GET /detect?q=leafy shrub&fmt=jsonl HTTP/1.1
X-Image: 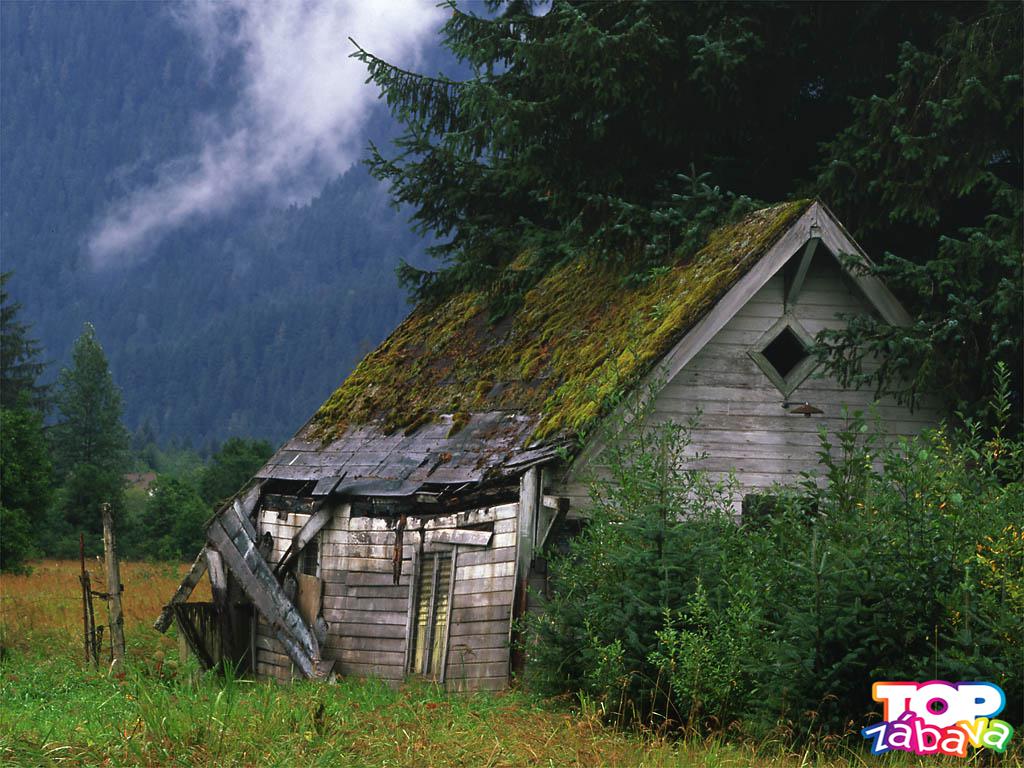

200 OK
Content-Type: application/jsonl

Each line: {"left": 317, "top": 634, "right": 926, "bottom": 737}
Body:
{"left": 526, "top": 377, "right": 1023, "bottom": 741}
{"left": 125, "top": 476, "right": 210, "bottom": 561}
{"left": 523, "top": 414, "right": 743, "bottom": 725}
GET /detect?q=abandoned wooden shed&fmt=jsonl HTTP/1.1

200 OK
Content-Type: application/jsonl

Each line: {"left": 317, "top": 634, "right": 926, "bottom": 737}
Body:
{"left": 155, "top": 200, "right": 941, "bottom": 689}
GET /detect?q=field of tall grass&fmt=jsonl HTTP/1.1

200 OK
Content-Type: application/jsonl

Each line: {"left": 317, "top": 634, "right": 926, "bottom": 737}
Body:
{"left": 1, "top": 560, "right": 1018, "bottom": 766}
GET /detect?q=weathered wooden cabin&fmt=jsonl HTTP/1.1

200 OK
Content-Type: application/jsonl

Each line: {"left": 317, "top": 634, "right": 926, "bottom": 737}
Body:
{"left": 156, "top": 200, "right": 940, "bottom": 689}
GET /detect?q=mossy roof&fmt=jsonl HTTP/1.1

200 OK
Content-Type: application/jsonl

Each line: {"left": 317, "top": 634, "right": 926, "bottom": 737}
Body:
{"left": 310, "top": 200, "right": 811, "bottom": 450}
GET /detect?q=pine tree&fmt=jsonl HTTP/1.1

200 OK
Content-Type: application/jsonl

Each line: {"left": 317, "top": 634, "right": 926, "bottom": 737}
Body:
{"left": 356, "top": 3, "right": 965, "bottom": 298}
{"left": 1, "top": 402, "right": 52, "bottom": 570}
{"left": 51, "top": 323, "right": 129, "bottom": 543}
{"left": 0, "top": 272, "right": 52, "bottom": 570}
{"left": 815, "top": 5, "right": 1023, "bottom": 422}
{"left": 1, "top": 272, "right": 48, "bottom": 411}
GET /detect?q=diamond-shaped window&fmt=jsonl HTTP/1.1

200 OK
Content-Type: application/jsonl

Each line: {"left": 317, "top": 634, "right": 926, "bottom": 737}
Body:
{"left": 748, "top": 316, "right": 817, "bottom": 397}
{"left": 762, "top": 326, "right": 808, "bottom": 379}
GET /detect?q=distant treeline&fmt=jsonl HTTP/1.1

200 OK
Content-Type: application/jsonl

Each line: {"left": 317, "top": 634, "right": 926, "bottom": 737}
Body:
{"left": 2, "top": 279, "right": 273, "bottom": 571}
{"left": 1, "top": 2, "right": 428, "bottom": 447}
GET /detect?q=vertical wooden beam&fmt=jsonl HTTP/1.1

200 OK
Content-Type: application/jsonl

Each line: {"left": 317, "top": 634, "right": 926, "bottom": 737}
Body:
{"left": 206, "top": 549, "right": 228, "bottom": 611}
{"left": 403, "top": 545, "right": 419, "bottom": 674}
{"left": 510, "top": 468, "right": 541, "bottom": 674}
{"left": 517, "top": 468, "right": 540, "bottom": 576}
{"left": 423, "top": 553, "right": 439, "bottom": 675}
{"left": 102, "top": 503, "right": 126, "bottom": 673}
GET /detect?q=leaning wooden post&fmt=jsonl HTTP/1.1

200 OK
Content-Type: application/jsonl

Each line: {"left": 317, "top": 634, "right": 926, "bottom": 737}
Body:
{"left": 79, "top": 533, "right": 91, "bottom": 664}
{"left": 101, "top": 503, "right": 126, "bottom": 673}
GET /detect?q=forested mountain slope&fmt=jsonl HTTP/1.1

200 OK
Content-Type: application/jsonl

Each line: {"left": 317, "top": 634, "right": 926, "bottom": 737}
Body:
{"left": 1, "top": 3, "right": 424, "bottom": 447}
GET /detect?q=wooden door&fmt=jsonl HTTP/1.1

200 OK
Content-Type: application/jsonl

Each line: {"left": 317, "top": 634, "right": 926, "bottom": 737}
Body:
{"left": 411, "top": 553, "right": 452, "bottom": 678}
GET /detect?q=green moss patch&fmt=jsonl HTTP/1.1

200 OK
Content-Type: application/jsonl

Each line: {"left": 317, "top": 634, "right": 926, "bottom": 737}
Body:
{"left": 312, "top": 201, "right": 811, "bottom": 444}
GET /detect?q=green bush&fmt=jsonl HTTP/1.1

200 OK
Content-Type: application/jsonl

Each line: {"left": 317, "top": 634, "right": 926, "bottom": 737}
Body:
{"left": 524, "top": 414, "right": 744, "bottom": 725}
{"left": 0, "top": 505, "right": 35, "bottom": 573}
{"left": 526, "top": 379, "right": 1023, "bottom": 741}
{"left": 125, "top": 475, "right": 210, "bottom": 561}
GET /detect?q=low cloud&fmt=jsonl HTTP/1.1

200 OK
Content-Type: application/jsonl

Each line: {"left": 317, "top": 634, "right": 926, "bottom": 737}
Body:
{"left": 88, "top": 0, "right": 443, "bottom": 266}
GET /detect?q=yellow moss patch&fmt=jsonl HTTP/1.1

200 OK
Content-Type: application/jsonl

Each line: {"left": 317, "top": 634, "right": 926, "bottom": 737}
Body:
{"left": 312, "top": 200, "right": 811, "bottom": 443}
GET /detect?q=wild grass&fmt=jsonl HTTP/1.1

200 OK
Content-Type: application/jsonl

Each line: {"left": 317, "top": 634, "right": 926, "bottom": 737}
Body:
{"left": 1, "top": 560, "right": 1018, "bottom": 766}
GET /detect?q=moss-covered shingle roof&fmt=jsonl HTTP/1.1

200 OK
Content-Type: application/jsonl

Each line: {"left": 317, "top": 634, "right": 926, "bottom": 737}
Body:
{"left": 312, "top": 200, "right": 811, "bottom": 446}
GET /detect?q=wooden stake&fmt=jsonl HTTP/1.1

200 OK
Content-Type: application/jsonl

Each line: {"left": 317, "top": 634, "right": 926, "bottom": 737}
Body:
{"left": 101, "top": 503, "right": 126, "bottom": 673}
{"left": 79, "top": 533, "right": 91, "bottom": 664}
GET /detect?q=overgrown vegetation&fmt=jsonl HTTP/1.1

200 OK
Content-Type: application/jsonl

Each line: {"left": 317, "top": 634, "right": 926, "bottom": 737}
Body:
{"left": 0, "top": 562, "right": 914, "bottom": 767}
{"left": 0, "top": 276, "right": 274, "bottom": 568}
{"left": 525, "top": 371, "right": 1023, "bottom": 743}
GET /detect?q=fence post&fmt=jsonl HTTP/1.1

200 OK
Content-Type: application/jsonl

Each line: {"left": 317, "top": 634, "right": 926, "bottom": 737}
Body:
{"left": 101, "top": 503, "right": 126, "bottom": 673}
{"left": 79, "top": 533, "right": 92, "bottom": 664}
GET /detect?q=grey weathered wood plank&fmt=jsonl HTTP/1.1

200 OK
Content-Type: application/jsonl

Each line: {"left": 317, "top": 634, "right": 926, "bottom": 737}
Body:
{"left": 446, "top": 633, "right": 510, "bottom": 652}
{"left": 326, "top": 635, "right": 407, "bottom": 654}
{"left": 205, "top": 548, "right": 227, "bottom": 612}
{"left": 324, "top": 595, "right": 409, "bottom": 613}
{"left": 451, "top": 590, "right": 514, "bottom": 609}
{"left": 331, "top": 609, "right": 409, "bottom": 626}
{"left": 445, "top": 646, "right": 509, "bottom": 666}
{"left": 342, "top": 584, "right": 410, "bottom": 600}
{"left": 337, "top": 662, "right": 406, "bottom": 680}
{"left": 456, "top": 547, "right": 516, "bottom": 567}
{"left": 206, "top": 518, "right": 320, "bottom": 678}
{"left": 327, "top": 621, "right": 409, "bottom": 639}
{"left": 448, "top": 619, "right": 511, "bottom": 638}
{"left": 450, "top": 604, "right": 511, "bottom": 623}
{"left": 424, "top": 529, "right": 492, "bottom": 547}
{"left": 333, "top": 649, "right": 406, "bottom": 667}
{"left": 344, "top": 571, "right": 413, "bottom": 588}
{"left": 785, "top": 236, "right": 818, "bottom": 308}
{"left": 456, "top": 561, "right": 516, "bottom": 581}
{"left": 453, "top": 576, "right": 515, "bottom": 595}
{"left": 442, "top": 660, "right": 511, "bottom": 679}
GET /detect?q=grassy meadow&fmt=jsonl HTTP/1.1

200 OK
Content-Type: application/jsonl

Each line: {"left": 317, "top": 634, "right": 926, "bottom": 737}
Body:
{"left": 0, "top": 560, "right": 1018, "bottom": 767}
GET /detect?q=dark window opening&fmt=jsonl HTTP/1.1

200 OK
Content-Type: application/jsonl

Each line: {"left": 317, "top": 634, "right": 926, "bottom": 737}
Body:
{"left": 299, "top": 535, "right": 319, "bottom": 577}
{"left": 762, "top": 326, "right": 809, "bottom": 379}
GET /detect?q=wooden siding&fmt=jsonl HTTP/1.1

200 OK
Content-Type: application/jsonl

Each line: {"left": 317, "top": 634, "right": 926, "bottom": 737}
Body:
{"left": 252, "top": 499, "right": 311, "bottom": 682}
{"left": 552, "top": 252, "right": 943, "bottom": 509}
{"left": 253, "top": 498, "right": 519, "bottom": 691}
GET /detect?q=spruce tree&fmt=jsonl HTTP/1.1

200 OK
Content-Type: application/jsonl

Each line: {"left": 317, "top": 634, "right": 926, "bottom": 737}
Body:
{"left": 357, "top": 0, "right": 1020, "bottom": 418}
{"left": 815, "top": 6, "right": 1023, "bottom": 422}
{"left": 0, "top": 272, "right": 52, "bottom": 570}
{"left": 356, "top": 3, "right": 964, "bottom": 297}
{"left": 51, "top": 323, "right": 129, "bottom": 544}
{"left": 1, "top": 272, "right": 48, "bottom": 411}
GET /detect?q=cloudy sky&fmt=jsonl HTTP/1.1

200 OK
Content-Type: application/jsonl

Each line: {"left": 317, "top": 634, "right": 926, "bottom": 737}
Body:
{"left": 88, "top": 0, "right": 444, "bottom": 266}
